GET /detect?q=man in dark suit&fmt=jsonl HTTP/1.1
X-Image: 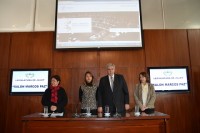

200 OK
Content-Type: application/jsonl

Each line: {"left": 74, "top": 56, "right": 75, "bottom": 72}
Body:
{"left": 97, "top": 63, "right": 130, "bottom": 115}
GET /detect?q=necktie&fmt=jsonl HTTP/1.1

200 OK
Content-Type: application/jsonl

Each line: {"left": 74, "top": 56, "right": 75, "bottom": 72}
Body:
{"left": 111, "top": 76, "right": 114, "bottom": 91}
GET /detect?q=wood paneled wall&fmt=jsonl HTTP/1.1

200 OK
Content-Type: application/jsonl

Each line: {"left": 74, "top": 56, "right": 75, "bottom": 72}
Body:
{"left": 144, "top": 30, "right": 193, "bottom": 133}
{"left": 0, "top": 30, "right": 199, "bottom": 133}
{"left": 188, "top": 29, "right": 200, "bottom": 133}
{"left": 0, "top": 33, "right": 10, "bottom": 133}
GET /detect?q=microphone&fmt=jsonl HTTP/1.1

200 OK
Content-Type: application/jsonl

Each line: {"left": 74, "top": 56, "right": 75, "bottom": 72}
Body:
{"left": 75, "top": 103, "right": 79, "bottom": 114}
{"left": 73, "top": 103, "right": 80, "bottom": 117}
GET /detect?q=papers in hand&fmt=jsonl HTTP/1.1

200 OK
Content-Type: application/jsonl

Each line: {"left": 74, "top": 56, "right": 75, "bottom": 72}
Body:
{"left": 40, "top": 112, "right": 64, "bottom": 117}
{"left": 51, "top": 112, "right": 64, "bottom": 117}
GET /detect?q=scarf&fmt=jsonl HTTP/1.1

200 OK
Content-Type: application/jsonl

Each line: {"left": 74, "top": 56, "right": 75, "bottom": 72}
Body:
{"left": 86, "top": 82, "right": 93, "bottom": 86}
{"left": 50, "top": 85, "right": 60, "bottom": 103}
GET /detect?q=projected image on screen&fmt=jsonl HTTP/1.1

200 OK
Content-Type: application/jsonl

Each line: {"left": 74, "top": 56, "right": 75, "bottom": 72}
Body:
{"left": 55, "top": 0, "right": 143, "bottom": 49}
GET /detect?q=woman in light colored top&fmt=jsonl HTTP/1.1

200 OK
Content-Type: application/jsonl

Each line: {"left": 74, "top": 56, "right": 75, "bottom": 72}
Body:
{"left": 79, "top": 71, "right": 97, "bottom": 115}
{"left": 134, "top": 72, "right": 156, "bottom": 114}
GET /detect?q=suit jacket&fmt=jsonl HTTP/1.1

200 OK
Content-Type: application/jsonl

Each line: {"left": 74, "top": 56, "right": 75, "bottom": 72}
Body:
{"left": 97, "top": 74, "right": 129, "bottom": 114}
{"left": 134, "top": 83, "right": 156, "bottom": 109}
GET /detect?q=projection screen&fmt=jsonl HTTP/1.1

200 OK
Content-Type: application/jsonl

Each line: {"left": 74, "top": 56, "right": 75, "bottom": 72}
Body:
{"left": 55, "top": 0, "right": 143, "bottom": 49}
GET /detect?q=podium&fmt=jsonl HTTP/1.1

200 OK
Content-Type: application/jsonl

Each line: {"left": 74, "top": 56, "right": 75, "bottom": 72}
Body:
{"left": 22, "top": 111, "right": 170, "bottom": 133}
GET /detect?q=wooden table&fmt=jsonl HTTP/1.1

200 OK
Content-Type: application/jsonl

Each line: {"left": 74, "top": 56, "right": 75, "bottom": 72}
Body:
{"left": 22, "top": 111, "right": 170, "bottom": 133}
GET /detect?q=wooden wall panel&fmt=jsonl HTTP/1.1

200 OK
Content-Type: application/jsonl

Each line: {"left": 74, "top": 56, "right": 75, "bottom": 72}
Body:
{"left": 144, "top": 30, "right": 190, "bottom": 66}
{"left": 9, "top": 32, "right": 53, "bottom": 68}
{"left": 0, "top": 30, "right": 200, "bottom": 133}
{"left": 5, "top": 96, "right": 43, "bottom": 133}
{"left": 0, "top": 33, "right": 10, "bottom": 133}
{"left": 190, "top": 66, "right": 200, "bottom": 133}
{"left": 0, "top": 70, "right": 9, "bottom": 133}
{"left": 144, "top": 30, "right": 193, "bottom": 133}
{"left": 188, "top": 29, "right": 200, "bottom": 133}
{"left": 188, "top": 30, "right": 200, "bottom": 66}
{"left": 53, "top": 50, "right": 99, "bottom": 68}
{"left": 5, "top": 32, "right": 54, "bottom": 133}
{"left": 0, "top": 33, "right": 10, "bottom": 68}
{"left": 99, "top": 50, "right": 145, "bottom": 67}
{"left": 5, "top": 97, "right": 23, "bottom": 133}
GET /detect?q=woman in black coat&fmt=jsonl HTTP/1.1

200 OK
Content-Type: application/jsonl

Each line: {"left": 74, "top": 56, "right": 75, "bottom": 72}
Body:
{"left": 41, "top": 75, "right": 68, "bottom": 113}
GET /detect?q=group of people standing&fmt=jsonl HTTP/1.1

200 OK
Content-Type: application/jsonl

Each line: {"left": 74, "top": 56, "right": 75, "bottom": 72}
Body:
{"left": 42, "top": 63, "right": 156, "bottom": 115}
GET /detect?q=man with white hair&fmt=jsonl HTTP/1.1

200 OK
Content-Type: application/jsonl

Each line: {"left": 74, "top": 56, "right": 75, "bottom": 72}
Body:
{"left": 97, "top": 63, "right": 130, "bottom": 115}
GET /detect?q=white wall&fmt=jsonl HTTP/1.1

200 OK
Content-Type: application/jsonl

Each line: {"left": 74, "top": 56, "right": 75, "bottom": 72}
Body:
{"left": 0, "top": 0, "right": 199, "bottom": 32}
{"left": 0, "top": 0, "right": 35, "bottom": 32}
{"left": 141, "top": 0, "right": 200, "bottom": 29}
{"left": 34, "top": 0, "right": 56, "bottom": 31}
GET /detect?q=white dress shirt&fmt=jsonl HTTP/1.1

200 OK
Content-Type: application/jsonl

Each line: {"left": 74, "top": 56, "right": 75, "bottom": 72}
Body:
{"left": 142, "top": 83, "right": 148, "bottom": 106}
{"left": 109, "top": 75, "right": 114, "bottom": 91}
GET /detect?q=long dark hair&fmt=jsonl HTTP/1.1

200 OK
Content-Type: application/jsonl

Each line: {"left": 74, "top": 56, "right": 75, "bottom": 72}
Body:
{"left": 139, "top": 72, "right": 150, "bottom": 83}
